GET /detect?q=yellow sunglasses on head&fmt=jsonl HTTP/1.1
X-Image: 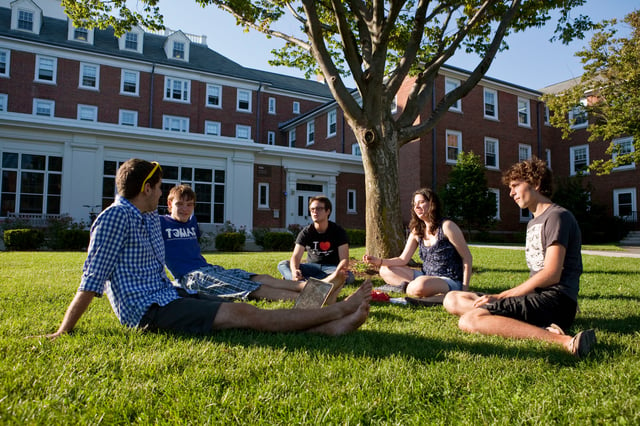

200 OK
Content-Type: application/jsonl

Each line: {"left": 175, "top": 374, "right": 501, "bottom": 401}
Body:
{"left": 140, "top": 161, "right": 161, "bottom": 193}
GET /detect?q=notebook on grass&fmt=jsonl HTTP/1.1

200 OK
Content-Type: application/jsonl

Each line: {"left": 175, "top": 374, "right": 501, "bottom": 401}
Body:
{"left": 294, "top": 277, "right": 333, "bottom": 309}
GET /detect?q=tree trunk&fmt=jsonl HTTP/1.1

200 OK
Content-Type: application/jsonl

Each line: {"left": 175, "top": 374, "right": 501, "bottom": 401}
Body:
{"left": 358, "top": 125, "right": 406, "bottom": 258}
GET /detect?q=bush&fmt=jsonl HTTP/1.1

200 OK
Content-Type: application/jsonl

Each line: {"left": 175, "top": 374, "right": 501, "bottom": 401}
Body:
{"left": 4, "top": 229, "right": 44, "bottom": 250}
{"left": 346, "top": 228, "right": 366, "bottom": 246}
{"left": 262, "top": 232, "right": 295, "bottom": 251}
{"left": 287, "top": 223, "right": 302, "bottom": 236}
{"left": 56, "top": 229, "right": 91, "bottom": 250}
{"left": 251, "top": 227, "right": 270, "bottom": 247}
{"left": 215, "top": 232, "right": 246, "bottom": 252}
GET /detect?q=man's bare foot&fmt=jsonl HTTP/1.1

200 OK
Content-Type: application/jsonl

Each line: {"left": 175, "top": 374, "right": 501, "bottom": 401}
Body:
{"left": 309, "top": 299, "right": 370, "bottom": 335}
{"left": 322, "top": 261, "right": 348, "bottom": 305}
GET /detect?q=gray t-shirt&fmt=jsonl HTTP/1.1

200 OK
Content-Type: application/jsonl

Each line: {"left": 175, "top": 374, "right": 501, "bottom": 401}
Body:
{"left": 525, "top": 203, "right": 582, "bottom": 302}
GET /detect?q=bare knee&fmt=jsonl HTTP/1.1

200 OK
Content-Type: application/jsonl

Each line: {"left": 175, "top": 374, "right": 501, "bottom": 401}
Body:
{"left": 443, "top": 291, "right": 464, "bottom": 314}
{"left": 213, "top": 302, "right": 261, "bottom": 330}
{"left": 458, "top": 309, "right": 487, "bottom": 333}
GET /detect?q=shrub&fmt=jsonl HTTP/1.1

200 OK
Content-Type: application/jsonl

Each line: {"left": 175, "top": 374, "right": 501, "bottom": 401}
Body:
{"left": 346, "top": 228, "right": 366, "bottom": 246}
{"left": 4, "top": 229, "right": 44, "bottom": 250}
{"left": 262, "top": 232, "right": 295, "bottom": 251}
{"left": 251, "top": 227, "right": 270, "bottom": 247}
{"left": 215, "top": 232, "right": 246, "bottom": 252}
{"left": 56, "top": 229, "right": 91, "bottom": 250}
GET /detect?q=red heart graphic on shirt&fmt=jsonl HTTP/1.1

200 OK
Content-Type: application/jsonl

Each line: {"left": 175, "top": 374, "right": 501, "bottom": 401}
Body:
{"left": 319, "top": 241, "right": 331, "bottom": 251}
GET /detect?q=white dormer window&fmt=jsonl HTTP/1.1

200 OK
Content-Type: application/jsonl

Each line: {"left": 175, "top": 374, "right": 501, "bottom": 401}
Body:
{"left": 119, "top": 27, "right": 144, "bottom": 54}
{"left": 173, "top": 42, "right": 184, "bottom": 59}
{"left": 164, "top": 31, "right": 190, "bottom": 62}
{"left": 11, "top": 0, "right": 42, "bottom": 34}
{"left": 67, "top": 22, "right": 94, "bottom": 44}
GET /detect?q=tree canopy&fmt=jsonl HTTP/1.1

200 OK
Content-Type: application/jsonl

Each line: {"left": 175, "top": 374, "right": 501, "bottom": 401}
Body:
{"left": 62, "top": 0, "right": 594, "bottom": 256}
{"left": 543, "top": 10, "right": 640, "bottom": 174}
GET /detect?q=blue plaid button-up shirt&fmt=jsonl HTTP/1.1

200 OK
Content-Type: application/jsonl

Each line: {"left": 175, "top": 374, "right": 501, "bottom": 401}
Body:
{"left": 79, "top": 196, "right": 189, "bottom": 327}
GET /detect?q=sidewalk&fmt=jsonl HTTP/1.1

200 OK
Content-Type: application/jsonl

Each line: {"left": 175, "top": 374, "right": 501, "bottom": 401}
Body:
{"left": 470, "top": 244, "right": 640, "bottom": 258}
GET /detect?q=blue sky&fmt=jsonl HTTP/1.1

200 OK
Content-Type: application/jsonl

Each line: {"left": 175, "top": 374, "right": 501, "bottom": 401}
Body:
{"left": 160, "top": 1, "right": 637, "bottom": 90}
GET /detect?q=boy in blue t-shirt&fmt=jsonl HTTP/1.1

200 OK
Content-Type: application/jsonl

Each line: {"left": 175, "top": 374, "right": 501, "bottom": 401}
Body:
{"left": 161, "top": 185, "right": 346, "bottom": 303}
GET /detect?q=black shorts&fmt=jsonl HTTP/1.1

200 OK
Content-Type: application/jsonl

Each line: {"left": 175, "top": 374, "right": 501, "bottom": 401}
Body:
{"left": 482, "top": 288, "right": 577, "bottom": 331}
{"left": 139, "top": 289, "right": 226, "bottom": 335}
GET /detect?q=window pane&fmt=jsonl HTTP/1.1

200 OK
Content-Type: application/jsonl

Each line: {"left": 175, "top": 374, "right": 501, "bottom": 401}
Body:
{"left": 215, "top": 170, "right": 225, "bottom": 183}
{"left": 181, "top": 168, "right": 193, "bottom": 181}
{"left": 214, "top": 185, "right": 224, "bottom": 203}
{"left": 195, "top": 184, "right": 212, "bottom": 202}
{"left": 3, "top": 152, "right": 18, "bottom": 168}
{"left": 163, "top": 165, "right": 179, "bottom": 181}
{"left": 21, "top": 154, "right": 46, "bottom": 170}
{"left": 20, "top": 195, "right": 43, "bottom": 213}
{"left": 48, "top": 156, "right": 62, "bottom": 172}
{"left": 2, "top": 170, "right": 17, "bottom": 192}
{"left": 47, "top": 173, "right": 61, "bottom": 195}
{"left": 194, "top": 168, "right": 212, "bottom": 182}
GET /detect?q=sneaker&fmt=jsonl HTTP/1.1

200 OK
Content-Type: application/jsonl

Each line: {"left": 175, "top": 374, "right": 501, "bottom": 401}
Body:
{"left": 569, "top": 329, "right": 596, "bottom": 358}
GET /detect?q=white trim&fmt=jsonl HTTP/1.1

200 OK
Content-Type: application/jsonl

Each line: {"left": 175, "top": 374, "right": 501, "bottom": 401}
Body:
{"left": 77, "top": 104, "right": 98, "bottom": 122}
{"left": 569, "top": 144, "right": 590, "bottom": 175}
{"left": 236, "top": 88, "right": 252, "bottom": 112}
{"left": 118, "top": 109, "right": 138, "bottom": 127}
{"left": 120, "top": 69, "right": 140, "bottom": 96}
{"left": 34, "top": 55, "right": 56, "bottom": 84}
{"left": 483, "top": 87, "right": 498, "bottom": 120}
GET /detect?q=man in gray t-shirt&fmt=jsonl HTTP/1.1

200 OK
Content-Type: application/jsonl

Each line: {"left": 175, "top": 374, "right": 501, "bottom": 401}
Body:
{"left": 443, "top": 158, "right": 596, "bottom": 358}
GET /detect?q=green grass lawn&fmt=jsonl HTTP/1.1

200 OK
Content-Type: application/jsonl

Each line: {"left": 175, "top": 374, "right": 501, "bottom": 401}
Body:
{"left": 1, "top": 247, "right": 639, "bottom": 424}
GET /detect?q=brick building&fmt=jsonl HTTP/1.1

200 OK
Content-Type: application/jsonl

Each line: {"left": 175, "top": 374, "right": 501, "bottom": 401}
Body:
{"left": 1, "top": 0, "right": 637, "bottom": 239}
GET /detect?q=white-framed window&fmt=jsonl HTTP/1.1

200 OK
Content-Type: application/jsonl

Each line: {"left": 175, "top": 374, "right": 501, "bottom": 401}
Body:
{"left": 327, "top": 109, "right": 337, "bottom": 137}
{"left": 518, "top": 144, "right": 532, "bottom": 162}
{"left": 613, "top": 188, "right": 637, "bottom": 221}
{"left": 206, "top": 84, "right": 222, "bottom": 108}
{"left": 267, "top": 131, "right": 275, "bottom": 145}
{"left": 488, "top": 188, "right": 500, "bottom": 220}
{"left": 0, "top": 93, "right": 7, "bottom": 111}
{"left": 163, "top": 115, "right": 189, "bottom": 132}
{"left": 35, "top": 56, "right": 56, "bottom": 84}
{"left": 543, "top": 105, "right": 550, "bottom": 125}
{"left": 164, "top": 77, "right": 190, "bottom": 102}
{"left": 306, "top": 121, "right": 315, "bottom": 145}
{"left": 124, "top": 32, "right": 139, "bottom": 51}
{"left": 352, "top": 143, "right": 361, "bottom": 156}
{"left": 445, "top": 78, "right": 461, "bottom": 112}
{"left": 569, "top": 105, "right": 588, "bottom": 129}
{"left": 258, "top": 183, "right": 269, "bottom": 208}
{"left": 292, "top": 101, "right": 300, "bottom": 114}
{"left": 517, "top": 97, "right": 530, "bottom": 127}
{"left": 483, "top": 88, "right": 498, "bottom": 119}
{"left": 237, "top": 89, "right": 251, "bottom": 112}
{"left": 118, "top": 109, "right": 138, "bottom": 126}
{"left": 390, "top": 95, "right": 398, "bottom": 114}
{"left": 445, "top": 130, "right": 462, "bottom": 164}
{"left": 289, "top": 129, "right": 296, "bottom": 147}
{"left": 79, "top": 63, "right": 99, "bottom": 90}
{"left": 0, "top": 48, "right": 10, "bottom": 77}
{"left": 347, "top": 189, "right": 357, "bottom": 213}
{"left": 73, "top": 27, "right": 89, "bottom": 42}
{"left": 612, "top": 137, "right": 635, "bottom": 171}
{"left": 0, "top": 152, "right": 64, "bottom": 216}
{"left": 120, "top": 70, "right": 139, "bottom": 96}
{"left": 204, "top": 121, "right": 221, "bottom": 136}
{"left": 32, "top": 99, "right": 54, "bottom": 117}
{"left": 484, "top": 137, "right": 499, "bottom": 169}
{"left": 520, "top": 207, "right": 532, "bottom": 222}
{"left": 172, "top": 41, "right": 185, "bottom": 59}
{"left": 17, "top": 9, "right": 34, "bottom": 32}
{"left": 268, "top": 97, "right": 276, "bottom": 114}
{"left": 545, "top": 149, "right": 552, "bottom": 169}
{"left": 570, "top": 145, "right": 590, "bottom": 175}
{"left": 77, "top": 104, "right": 97, "bottom": 122}
{"left": 236, "top": 125, "right": 251, "bottom": 140}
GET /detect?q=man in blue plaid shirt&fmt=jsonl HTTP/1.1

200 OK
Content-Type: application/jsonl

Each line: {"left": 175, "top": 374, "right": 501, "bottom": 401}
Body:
{"left": 46, "top": 158, "right": 371, "bottom": 338}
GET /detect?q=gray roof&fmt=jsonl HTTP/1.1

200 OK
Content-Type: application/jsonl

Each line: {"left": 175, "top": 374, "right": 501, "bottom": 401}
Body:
{"left": 0, "top": 7, "right": 333, "bottom": 98}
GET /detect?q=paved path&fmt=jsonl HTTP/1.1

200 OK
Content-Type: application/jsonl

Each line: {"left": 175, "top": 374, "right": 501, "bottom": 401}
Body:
{"left": 470, "top": 244, "right": 640, "bottom": 259}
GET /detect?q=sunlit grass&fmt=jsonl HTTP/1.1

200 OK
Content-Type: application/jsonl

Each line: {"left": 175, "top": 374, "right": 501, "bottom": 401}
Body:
{"left": 1, "top": 247, "right": 639, "bottom": 423}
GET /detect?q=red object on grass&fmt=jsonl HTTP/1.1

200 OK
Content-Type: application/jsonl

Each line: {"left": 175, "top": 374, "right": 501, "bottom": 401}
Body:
{"left": 371, "top": 290, "right": 390, "bottom": 302}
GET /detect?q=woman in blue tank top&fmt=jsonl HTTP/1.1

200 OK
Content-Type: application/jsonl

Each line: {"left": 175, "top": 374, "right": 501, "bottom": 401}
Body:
{"left": 363, "top": 188, "right": 472, "bottom": 297}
